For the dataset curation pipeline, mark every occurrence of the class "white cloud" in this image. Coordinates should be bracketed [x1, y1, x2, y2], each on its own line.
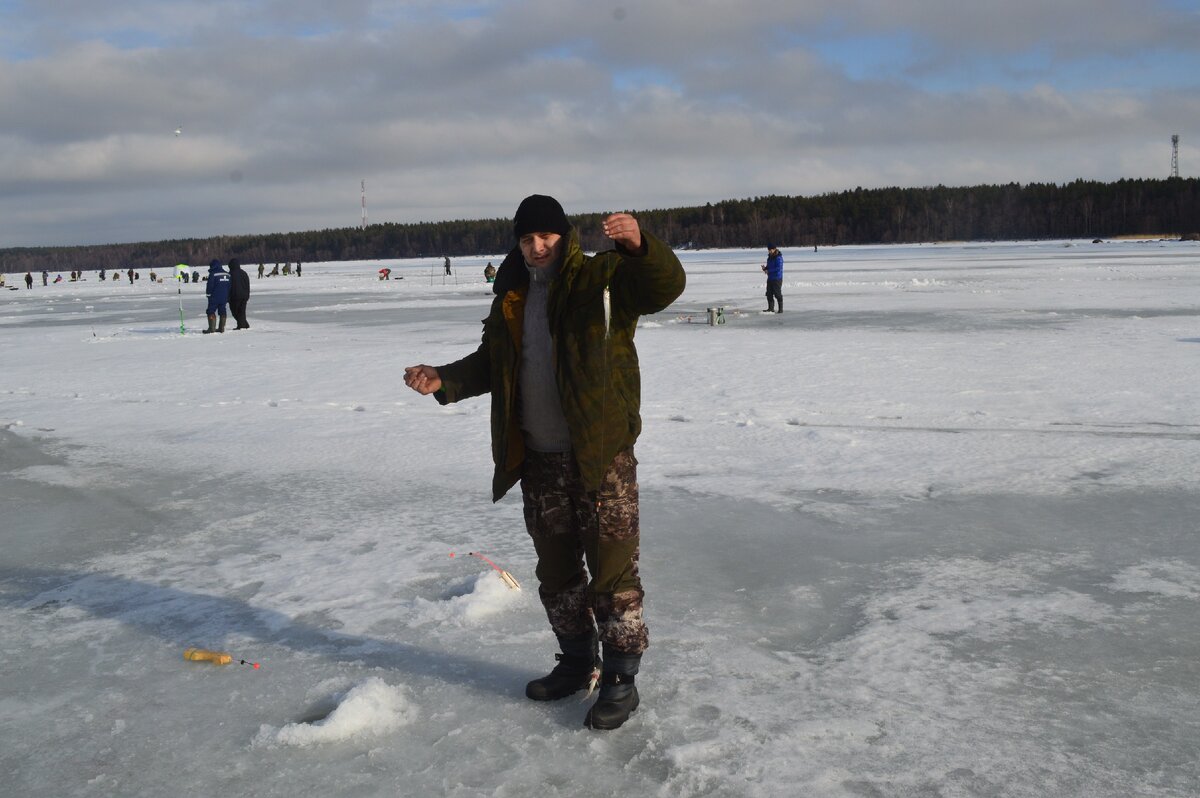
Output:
[1, 0, 1198, 246]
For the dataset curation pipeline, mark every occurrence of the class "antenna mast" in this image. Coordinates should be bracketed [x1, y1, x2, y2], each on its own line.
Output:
[357, 178, 367, 229]
[1171, 135, 1180, 178]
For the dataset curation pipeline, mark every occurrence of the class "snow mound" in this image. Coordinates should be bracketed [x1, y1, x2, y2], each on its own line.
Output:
[409, 570, 526, 626]
[253, 677, 416, 747]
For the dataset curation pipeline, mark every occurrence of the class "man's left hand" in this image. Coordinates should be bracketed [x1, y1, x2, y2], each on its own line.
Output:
[603, 213, 642, 253]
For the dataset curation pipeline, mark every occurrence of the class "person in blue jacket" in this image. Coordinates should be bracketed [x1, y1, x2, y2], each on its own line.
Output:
[203, 259, 231, 334]
[761, 244, 783, 313]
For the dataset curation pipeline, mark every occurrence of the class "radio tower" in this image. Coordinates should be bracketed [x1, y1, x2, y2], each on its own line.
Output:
[1171, 135, 1180, 178]
[361, 179, 368, 229]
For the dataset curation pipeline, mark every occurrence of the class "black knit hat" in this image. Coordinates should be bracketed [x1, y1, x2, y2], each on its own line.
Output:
[228, 258, 241, 269]
[513, 194, 570, 238]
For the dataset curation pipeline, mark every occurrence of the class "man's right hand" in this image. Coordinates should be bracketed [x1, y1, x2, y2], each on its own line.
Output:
[404, 365, 443, 395]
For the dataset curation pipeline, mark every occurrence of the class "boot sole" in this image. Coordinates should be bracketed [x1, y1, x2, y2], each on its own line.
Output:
[525, 682, 589, 701]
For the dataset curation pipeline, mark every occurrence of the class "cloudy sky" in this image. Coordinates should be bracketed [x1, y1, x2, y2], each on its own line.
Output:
[3, 0, 1199, 248]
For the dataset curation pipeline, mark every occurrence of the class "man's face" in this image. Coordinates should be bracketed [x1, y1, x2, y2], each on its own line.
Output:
[519, 232, 563, 268]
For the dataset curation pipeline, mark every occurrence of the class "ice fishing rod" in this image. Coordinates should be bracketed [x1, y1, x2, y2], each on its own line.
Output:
[449, 551, 521, 590]
[183, 647, 260, 668]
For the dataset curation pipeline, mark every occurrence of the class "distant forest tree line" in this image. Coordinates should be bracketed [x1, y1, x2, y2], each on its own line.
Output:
[3, 178, 1198, 274]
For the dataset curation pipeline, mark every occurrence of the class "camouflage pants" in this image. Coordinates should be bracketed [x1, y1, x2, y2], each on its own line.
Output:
[520, 448, 648, 655]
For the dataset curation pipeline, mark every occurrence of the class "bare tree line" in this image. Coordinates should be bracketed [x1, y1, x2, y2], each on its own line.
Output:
[4, 178, 1197, 274]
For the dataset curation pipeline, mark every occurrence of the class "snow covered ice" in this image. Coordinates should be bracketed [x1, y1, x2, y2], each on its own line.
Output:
[2, 240, 1199, 797]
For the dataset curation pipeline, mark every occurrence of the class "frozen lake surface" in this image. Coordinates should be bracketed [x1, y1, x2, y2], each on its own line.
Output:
[2, 239, 1199, 797]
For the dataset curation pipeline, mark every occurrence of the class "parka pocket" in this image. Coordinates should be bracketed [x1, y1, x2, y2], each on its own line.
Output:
[594, 449, 639, 542]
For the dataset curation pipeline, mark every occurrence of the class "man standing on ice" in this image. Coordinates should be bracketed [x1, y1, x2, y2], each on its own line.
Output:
[203, 259, 230, 334]
[762, 244, 783, 313]
[227, 258, 251, 330]
[404, 194, 685, 730]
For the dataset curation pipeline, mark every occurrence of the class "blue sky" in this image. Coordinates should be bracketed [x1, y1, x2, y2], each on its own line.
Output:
[2, 0, 1199, 247]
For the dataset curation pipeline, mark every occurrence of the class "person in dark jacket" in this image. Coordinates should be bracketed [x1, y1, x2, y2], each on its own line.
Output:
[762, 244, 783, 313]
[405, 195, 685, 730]
[203, 259, 231, 334]
[227, 258, 251, 329]
[24, 272, 33, 289]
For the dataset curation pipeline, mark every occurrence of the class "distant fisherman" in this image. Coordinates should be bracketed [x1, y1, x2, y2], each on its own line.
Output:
[762, 244, 783, 314]
[228, 258, 251, 330]
[203, 259, 230, 334]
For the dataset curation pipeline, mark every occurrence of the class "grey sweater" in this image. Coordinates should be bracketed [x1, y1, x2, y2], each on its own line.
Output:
[519, 262, 572, 452]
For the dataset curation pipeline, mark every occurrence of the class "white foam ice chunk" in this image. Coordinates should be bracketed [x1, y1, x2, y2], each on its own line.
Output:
[1110, 559, 1200, 599]
[409, 571, 527, 627]
[253, 677, 416, 747]
[454, 569, 525, 620]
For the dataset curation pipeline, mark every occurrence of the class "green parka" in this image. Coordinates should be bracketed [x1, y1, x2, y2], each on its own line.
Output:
[434, 229, 686, 501]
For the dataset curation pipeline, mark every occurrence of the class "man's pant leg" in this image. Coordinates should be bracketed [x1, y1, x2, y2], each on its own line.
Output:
[586, 449, 648, 655]
[521, 451, 594, 639]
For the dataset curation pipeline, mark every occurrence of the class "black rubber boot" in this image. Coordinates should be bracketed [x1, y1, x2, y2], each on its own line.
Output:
[525, 633, 598, 701]
[217, 314, 227, 333]
[202, 313, 217, 334]
[584, 650, 641, 730]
